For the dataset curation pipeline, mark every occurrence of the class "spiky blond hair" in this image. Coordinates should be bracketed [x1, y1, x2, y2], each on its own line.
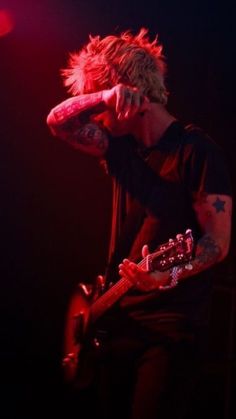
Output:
[61, 28, 168, 105]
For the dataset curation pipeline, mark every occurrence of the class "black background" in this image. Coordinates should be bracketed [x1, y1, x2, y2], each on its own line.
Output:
[1, 1, 235, 418]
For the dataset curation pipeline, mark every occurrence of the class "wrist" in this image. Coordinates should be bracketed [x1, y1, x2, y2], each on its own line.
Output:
[160, 266, 183, 291]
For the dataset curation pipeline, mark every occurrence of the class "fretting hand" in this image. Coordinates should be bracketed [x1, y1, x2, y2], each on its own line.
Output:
[118, 245, 170, 292]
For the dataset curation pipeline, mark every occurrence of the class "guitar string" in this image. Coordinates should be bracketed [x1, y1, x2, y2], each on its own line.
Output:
[91, 254, 158, 320]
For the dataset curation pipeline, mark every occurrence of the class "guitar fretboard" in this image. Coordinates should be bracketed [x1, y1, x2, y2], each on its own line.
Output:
[90, 254, 152, 322]
[90, 277, 132, 322]
[89, 230, 193, 323]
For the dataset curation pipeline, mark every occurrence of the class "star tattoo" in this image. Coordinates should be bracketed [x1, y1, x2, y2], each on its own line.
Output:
[212, 197, 226, 213]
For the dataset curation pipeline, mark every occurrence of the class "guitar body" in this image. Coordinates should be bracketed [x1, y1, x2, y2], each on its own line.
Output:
[62, 284, 93, 388]
[62, 229, 194, 388]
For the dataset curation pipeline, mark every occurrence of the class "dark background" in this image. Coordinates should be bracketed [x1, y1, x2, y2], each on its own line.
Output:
[1, 1, 235, 418]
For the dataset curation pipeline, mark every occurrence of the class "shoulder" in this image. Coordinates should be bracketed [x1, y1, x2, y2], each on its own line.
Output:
[183, 124, 219, 150]
[180, 124, 232, 195]
[181, 123, 224, 163]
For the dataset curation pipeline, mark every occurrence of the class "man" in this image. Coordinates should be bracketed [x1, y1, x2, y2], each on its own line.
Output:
[46, 28, 232, 419]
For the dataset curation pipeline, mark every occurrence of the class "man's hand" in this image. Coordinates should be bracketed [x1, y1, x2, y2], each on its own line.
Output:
[118, 245, 170, 292]
[102, 84, 150, 120]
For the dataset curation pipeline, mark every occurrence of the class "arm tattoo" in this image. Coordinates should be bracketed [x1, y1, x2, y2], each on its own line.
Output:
[52, 92, 105, 125]
[69, 123, 108, 152]
[47, 92, 108, 152]
[181, 234, 222, 280]
[195, 234, 221, 266]
[194, 193, 226, 215]
[212, 197, 226, 213]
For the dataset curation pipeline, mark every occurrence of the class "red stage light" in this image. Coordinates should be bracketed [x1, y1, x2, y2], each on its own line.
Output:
[0, 9, 14, 37]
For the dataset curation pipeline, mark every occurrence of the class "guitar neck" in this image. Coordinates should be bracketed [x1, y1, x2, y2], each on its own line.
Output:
[90, 254, 151, 322]
[90, 276, 133, 322]
[89, 229, 193, 323]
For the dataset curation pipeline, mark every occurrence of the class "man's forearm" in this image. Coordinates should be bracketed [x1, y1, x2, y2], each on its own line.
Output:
[149, 233, 224, 292]
[46, 91, 105, 128]
[46, 91, 109, 156]
[177, 233, 223, 281]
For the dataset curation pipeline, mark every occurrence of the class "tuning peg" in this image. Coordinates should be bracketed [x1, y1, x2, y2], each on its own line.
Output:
[77, 283, 93, 297]
[185, 229, 192, 234]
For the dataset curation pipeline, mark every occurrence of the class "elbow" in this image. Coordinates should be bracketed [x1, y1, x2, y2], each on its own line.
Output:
[46, 111, 54, 129]
[218, 250, 227, 263]
[46, 112, 51, 127]
[46, 111, 58, 136]
[218, 239, 231, 262]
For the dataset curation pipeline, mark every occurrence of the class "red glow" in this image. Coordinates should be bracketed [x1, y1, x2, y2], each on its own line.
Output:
[0, 9, 14, 37]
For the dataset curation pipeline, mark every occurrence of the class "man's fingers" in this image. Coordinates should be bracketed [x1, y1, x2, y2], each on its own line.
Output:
[106, 84, 149, 119]
[123, 91, 141, 118]
[117, 89, 132, 118]
[118, 259, 138, 278]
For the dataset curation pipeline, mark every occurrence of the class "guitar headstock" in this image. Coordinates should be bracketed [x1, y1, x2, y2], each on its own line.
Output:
[149, 229, 194, 272]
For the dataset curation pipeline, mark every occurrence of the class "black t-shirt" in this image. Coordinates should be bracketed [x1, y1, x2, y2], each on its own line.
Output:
[104, 121, 232, 332]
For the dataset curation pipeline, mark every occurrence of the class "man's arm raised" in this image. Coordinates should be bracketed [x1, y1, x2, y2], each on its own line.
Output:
[46, 91, 109, 157]
[46, 84, 149, 157]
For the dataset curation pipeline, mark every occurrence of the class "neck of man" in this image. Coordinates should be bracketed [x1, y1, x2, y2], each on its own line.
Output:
[131, 103, 177, 148]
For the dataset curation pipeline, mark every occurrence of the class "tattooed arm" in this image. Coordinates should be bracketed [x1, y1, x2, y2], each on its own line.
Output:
[46, 91, 109, 157]
[46, 84, 149, 157]
[118, 193, 232, 292]
[179, 193, 232, 280]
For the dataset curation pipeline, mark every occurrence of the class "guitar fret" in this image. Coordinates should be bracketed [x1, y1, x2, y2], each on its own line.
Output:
[91, 277, 132, 321]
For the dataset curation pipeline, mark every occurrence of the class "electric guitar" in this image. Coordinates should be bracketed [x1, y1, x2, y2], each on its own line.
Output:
[62, 229, 194, 387]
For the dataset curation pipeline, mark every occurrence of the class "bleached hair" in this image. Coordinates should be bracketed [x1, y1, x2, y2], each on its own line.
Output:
[61, 28, 168, 105]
